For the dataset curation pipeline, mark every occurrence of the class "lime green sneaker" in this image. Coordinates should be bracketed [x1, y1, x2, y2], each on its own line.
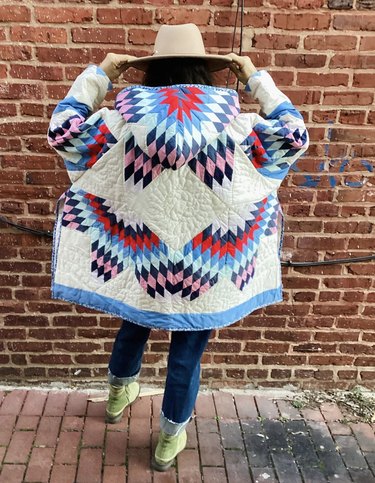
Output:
[152, 429, 187, 472]
[105, 381, 140, 424]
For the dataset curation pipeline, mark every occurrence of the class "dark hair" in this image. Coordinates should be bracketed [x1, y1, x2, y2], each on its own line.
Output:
[143, 57, 213, 87]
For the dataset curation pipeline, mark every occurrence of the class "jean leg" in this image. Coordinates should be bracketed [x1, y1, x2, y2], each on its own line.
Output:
[108, 319, 151, 386]
[161, 329, 211, 434]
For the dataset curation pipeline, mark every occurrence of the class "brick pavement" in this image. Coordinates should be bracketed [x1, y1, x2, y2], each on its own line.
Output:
[0, 388, 374, 482]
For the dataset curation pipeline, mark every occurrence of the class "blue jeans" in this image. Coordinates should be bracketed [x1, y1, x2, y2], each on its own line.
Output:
[108, 319, 211, 435]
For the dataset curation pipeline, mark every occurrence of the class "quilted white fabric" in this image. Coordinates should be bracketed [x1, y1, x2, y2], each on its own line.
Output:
[48, 65, 309, 330]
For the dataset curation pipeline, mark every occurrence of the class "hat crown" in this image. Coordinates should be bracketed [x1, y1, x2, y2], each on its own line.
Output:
[153, 24, 206, 57]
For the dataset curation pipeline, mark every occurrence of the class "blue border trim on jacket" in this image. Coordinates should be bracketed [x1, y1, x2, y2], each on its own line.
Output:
[51, 283, 283, 331]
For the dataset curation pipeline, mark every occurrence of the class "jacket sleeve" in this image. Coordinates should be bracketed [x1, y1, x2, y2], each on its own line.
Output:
[242, 70, 309, 181]
[47, 64, 118, 178]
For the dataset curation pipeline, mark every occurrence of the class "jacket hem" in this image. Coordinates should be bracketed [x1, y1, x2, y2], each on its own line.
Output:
[51, 283, 283, 331]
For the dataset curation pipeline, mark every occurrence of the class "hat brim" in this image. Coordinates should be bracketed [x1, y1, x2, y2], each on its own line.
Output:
[127, 54, 233, 72]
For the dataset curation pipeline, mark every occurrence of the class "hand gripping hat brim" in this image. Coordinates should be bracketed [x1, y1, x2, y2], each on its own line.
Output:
[127, 23, 232, 72]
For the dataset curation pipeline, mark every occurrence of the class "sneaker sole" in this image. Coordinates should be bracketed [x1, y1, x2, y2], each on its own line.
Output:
[105, 386, 141, 424]
[151, 456, 175, 472]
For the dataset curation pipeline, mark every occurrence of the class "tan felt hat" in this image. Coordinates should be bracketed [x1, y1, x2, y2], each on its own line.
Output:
[127, 23, 232, 72]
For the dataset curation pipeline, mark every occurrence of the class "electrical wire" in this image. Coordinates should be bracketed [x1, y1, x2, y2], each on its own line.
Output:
[236, 0, 244, 92]
[1, 215, 374, 268]
[0, 215, 52, 238]
[226, 0, 244, 90]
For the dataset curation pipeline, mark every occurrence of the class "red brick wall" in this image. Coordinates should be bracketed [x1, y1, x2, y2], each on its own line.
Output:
[0, 0, 374, 390]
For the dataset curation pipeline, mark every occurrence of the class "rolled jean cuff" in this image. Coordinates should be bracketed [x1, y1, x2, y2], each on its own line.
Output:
[108, 368, 139, 387]
[160, 411, 191, 436]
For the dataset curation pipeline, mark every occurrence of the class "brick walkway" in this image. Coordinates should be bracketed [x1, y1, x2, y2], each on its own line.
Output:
[0, 388, 374, 482]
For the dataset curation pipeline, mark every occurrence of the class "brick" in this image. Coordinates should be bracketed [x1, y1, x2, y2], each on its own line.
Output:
[24, 447, 54, 482]
[156, 8, 211, 25]
[202, 467, 226, 481]
[275, 53, 326, 68]
[36, 47, 91, 64]
[331, 53, 375, 68]
[328, 0, 353, 8]
[196, 416, 219, 433]
[127, 448, 152, 482]
[0, 389, 27, 415]
[35, 7, 93, 23]
[203, 31, 241, 49]
[102, 466, 127, 483]
[0, 5, 30, 22]
[29, 354, 71, 365]
[105, 431, 126, 465]
[358, 0, 375, 8]
[264, 330, 310, 342]
[305, 35, 357, 51]
[21, 103, 45, 117]
[0, 415, 16, 445]
[334, 435, 368, 469]
[49, 465, 77, 483]
[128, 28, 157, 45]
[0, 82, 43, 100]
[0, 104, 17, 117]
[353, 74, 375, 89]
[10, 26, 67, 44]
[213, 392, 237, 419]
[296, 0, 325, 7]
[10, 65, 64, 81]
[225, 449, 252, 480]
[16, 415, 39, 430]
[82, 417, 105, 447]
[234, 395, 258, 419]
[333, 13, 375, 30]
[65, 392, 88, 416]
[219, 419, 244, 449]
[21, 390, 47, 416]
[199, 432, 224, 466]
[76, 448, 102, 483]
[195, 393, 216, 418]
[61, 416, 84, 431]
[87, 398, 106, 418]
[255, 396, 280, 419]
[53, 316, 97, 327]
[320, 403, 344, 422]
[72, 28, 125, 44]
[297, 72, 348, 87]
[128, 417, 151, 448]
[350, 422, 375, 452]
[253, 34, 299, 49]
[97, 8, 153, 24]
[0, 465, 26, 483]
[4, 431, 34, 464]
[177, 449, 201, 481]
[215, 10, 270, 28]
[276, 400, 303, 420]
[339, 110, 367, 124]
[329, 421, 353, 435]
[274, 13, 331, 30]
[35, 416, 61, 447]
[360, 36, 375, 51]
[55, 431, 81, 464]
[324, 92, 373, 107]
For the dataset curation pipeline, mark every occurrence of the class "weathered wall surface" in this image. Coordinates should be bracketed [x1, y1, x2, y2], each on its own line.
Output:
[0, 0, 374, 389]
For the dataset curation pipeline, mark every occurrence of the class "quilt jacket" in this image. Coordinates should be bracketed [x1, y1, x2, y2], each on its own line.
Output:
[48, 64, 308, 330]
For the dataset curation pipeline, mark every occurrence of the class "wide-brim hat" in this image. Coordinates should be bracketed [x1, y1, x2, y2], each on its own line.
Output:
[127, 23, 232, 72]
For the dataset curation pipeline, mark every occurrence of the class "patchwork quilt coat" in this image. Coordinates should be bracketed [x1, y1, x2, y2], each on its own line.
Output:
[48, 64, 308, 330]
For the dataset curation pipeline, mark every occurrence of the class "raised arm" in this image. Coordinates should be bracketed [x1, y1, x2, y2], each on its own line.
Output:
[47, 54, 136, 180]
[228, 53, 309, 181]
